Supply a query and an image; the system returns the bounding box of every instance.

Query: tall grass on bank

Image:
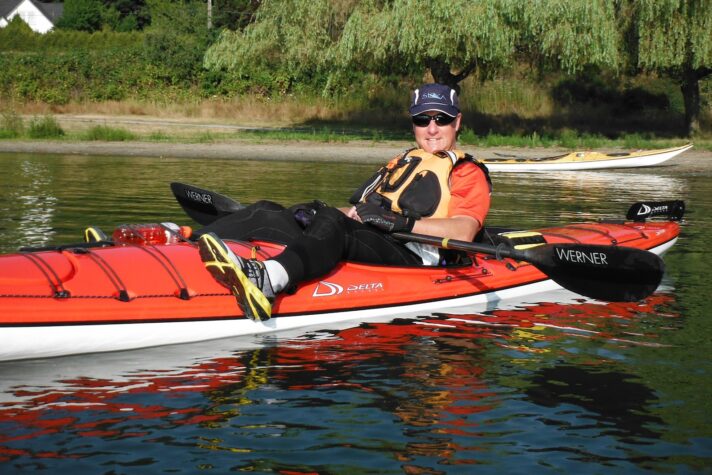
[27,116,64,138]
[0,109,24,138]
[82,125,136,141]
[0,99,708,150]
[5,77,707,140]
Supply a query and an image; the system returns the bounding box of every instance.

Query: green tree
[104,0,150,30]
[622,0,712,135]
[56,0,105,32]
[204,0,357,92]
[0,16,38,50]
[56,0,149,31]
[512,0,620,74]
[204,0,621,94]
[337,0,518,91]
[203,0,711,134]
[211,0,260,31]
[143,0,211,83]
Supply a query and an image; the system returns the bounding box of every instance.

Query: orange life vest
[352,149,474,219]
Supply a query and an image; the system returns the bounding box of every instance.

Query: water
[0,152,711,473]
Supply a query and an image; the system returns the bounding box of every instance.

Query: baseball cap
[409,83,460,117]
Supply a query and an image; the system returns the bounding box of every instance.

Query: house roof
[34,0,62,22]
[0,0,63,23]
[0,0,18,19]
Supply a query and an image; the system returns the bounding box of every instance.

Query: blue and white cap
[409,83,460,117]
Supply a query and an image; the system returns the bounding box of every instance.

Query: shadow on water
[526,365,663,439]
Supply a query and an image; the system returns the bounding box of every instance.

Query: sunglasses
[412,113,457,127]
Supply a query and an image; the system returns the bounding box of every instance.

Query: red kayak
[0,199,683,361]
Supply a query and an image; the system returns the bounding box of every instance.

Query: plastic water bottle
[112,223,192,245]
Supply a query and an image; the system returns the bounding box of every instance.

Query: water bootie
[84,226,108,243]
[198,232,274,321]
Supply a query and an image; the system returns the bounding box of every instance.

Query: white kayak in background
[481,143,693,172]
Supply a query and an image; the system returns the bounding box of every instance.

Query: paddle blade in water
[518,244,665,302]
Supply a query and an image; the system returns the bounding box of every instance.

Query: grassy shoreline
[1,113,707,152]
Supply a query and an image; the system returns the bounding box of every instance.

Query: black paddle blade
[627,200,685,222]
[518,244,665,302]
[170,182,243,225]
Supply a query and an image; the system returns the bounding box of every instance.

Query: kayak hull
[482,143,692,172]
[0,220,680,361]
[0,280,562,362]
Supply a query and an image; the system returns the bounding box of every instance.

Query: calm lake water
[0,151,711,473]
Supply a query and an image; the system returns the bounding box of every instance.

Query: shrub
[82,125,136,141]
[28,116,65,138]
[0,109,24,138]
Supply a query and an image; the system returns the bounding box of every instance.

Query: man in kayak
[197,83,492,321]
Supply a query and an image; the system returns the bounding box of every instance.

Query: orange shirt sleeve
[448,161,491,225]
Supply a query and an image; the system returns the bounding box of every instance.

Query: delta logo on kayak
[636,203,669,216]
[312,280,384,297]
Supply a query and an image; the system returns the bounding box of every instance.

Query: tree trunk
[680,68,701,137]
[426,59,459,92]
[425,59,477,94]
[207,0,213,29]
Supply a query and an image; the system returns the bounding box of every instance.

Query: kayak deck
[0,220,679,324]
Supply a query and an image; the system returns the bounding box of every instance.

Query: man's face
[412,111,461,153]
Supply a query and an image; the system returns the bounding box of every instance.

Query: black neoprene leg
[194,200,304,244]
[273,206,421,284]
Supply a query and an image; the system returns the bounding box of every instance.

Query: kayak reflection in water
[196,83,492,321]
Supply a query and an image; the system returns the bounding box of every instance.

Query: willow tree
[204,0,623,94]
[336,0,518,92]
[203,0,521,93]
[204,0,359,91]
[204,0,709,135]
[512,0,621,74]
[624,0,712,135]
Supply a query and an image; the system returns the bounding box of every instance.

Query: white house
[0,0,63,34]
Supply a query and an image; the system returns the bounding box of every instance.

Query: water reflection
[0,292,685,471]
[5,159,58,249]
[489,171,688,226]
[526,365,663,440]
[0,152,709,473]
[0,153,692,253]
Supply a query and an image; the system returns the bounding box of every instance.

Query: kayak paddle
[391,232,664,302]
[170,182,244,225]
[171,182,665,302]
[626,200,685,222]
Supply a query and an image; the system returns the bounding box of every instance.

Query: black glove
[355,203,415,233]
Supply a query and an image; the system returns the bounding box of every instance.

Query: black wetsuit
[195,200,422,285]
